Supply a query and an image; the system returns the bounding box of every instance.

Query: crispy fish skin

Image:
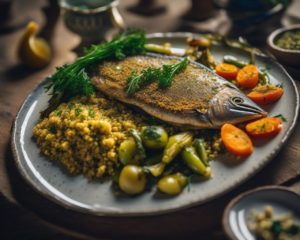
[91,53,267,129]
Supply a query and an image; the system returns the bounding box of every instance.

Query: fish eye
[232,97,244,105]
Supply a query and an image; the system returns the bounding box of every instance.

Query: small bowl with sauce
[267,24,300,67]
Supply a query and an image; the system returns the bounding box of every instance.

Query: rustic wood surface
[1,0,300,239]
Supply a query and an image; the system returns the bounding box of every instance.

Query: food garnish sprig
[41,28,147,118]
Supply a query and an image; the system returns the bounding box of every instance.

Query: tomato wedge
[246,118,282,138]
[236,65,259,89]
[215,63,238,80]
[221,124,253,157]
[247,85,284,105]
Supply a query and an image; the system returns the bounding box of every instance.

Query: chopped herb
[68,102,74,109]
[126,57,189,96]
[265,63,271,70]
[289,225,300,235]
[88,108,93,114]
[75,108,82,116]
[251,129,256,132]
[90,112,95,118]
[40,28,146,118]
[47,126,57,134]
[130,129,146,161]
[143,126,161,140]
[276,83,284,88]
[272,114,287,122]
[187,174,197,192]
[56,110,62,116]
[270,221,283,236]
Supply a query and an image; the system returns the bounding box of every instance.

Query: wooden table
[1,0,300,239]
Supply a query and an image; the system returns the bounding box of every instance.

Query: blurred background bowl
[267,24,300,67]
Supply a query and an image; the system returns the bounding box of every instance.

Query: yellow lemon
[18,21,51,68]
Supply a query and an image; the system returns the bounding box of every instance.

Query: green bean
[130,129,146,162]
[181,146,211,178]
[258,71,270,85]
[193,138,209,166]
[223,55,247,68]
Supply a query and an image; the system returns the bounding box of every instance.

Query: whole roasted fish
[91,53,267,129]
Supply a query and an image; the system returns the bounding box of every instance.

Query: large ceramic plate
[11,33,299,216]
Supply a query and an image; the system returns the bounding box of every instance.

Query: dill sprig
[159,57,189,88]
[126,57,189,96]
[41,28,146,118]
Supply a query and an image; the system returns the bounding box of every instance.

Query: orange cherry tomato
[246,118,282,138]
[247,85,284,105]
[215,63,238,80]
[221,124,253,157]
[236,65,259,89]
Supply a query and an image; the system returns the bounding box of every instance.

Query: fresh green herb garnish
[130,129,146,161]
[56,110,62,116]
[90,112,95,118]
[47,126,57,134]
[40,28,146,118]
[126,57,189,96]
[272,114,287,122]
[68,102,75,109]
[143,127,160,140]
[187,174,197,192]
[75,108,82,116]
[159,57,189,88]
[276,83,284,88]
[126,67,161,96]
[251,129,256,132]
[265,63,271,70]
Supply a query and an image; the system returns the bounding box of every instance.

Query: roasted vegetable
[221,124,253,157]
[119,165,147,195]
[157,173,187,195]
[247,85,284,105]
[141,126,168,150]
[118,138,139,165]
[193,138,209,166]
[162,131,195,164]
[246,118,283,138]
[144,43,171,55]
[181,146,211,177]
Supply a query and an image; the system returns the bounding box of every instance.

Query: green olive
[118,138,139,166]
[119,165,147,195]
[141,126,168,150]
[157,173,187,195]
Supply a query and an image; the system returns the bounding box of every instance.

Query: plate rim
[11,32,300,217]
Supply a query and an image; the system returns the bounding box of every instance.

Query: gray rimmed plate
[11,32,299,216]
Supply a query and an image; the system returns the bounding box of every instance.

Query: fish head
[207,85,268,128]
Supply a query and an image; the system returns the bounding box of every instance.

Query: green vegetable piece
[157,172,187,195]
[181,146,211,178]
[144,44,171,55]
[258,71,270,85]
[223,55,247,68]
[118,138,140,166]
[193,138,209,166]
[162,131,194,164]
[289,225,300,235]
[130,129,146,162]
[144,153,163,166]
[141,126,168,150]
[148,162,166,177]
[56,110,62,116]
[272,114,287,122]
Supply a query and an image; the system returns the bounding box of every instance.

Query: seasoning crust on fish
[91,53,267,129]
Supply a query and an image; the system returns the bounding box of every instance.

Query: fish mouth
[234,103,268,118]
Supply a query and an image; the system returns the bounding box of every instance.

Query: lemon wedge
[18,21,52,68]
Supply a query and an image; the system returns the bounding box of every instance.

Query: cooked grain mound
[33,93,152,179]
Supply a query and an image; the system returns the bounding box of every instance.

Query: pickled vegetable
[157,173,187,195]
[193,138,209,166]
[148,162,166,177]
[118,138,139,165]
[162,131,194,164]
[140,126,168,150]
[181,146,211,177]
[119,165,147,195]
